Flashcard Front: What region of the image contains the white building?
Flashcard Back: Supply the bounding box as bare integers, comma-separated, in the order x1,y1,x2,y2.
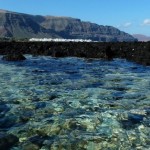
29,38,92,42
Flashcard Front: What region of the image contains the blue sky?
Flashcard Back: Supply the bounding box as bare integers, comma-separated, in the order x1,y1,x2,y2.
0,0,150,36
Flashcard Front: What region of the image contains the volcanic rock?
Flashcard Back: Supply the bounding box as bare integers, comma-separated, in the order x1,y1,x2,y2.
2,53,26,61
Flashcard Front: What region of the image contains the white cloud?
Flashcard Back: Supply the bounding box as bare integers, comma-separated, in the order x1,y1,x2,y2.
117,22,132,28
123,22,132,27
143,19,150,25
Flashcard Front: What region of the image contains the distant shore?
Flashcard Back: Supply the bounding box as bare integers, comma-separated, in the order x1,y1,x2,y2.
0,41,150,65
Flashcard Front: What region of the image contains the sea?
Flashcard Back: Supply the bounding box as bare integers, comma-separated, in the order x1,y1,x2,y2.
0,55,150,150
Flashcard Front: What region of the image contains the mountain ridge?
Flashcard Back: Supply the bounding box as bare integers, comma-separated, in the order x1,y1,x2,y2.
0,9,137,42
133,34,150,42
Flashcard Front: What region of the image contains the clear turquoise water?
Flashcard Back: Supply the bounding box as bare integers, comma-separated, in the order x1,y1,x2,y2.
0,55,150,150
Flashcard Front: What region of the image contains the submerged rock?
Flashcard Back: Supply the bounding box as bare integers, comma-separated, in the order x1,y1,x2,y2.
0,116,17,128
29,135,47,148
21,142,40,150
0,133,19,150
0,104,10,113
35,102,46,109
120,113,145,129
2,53,26,61
144,108,150,116
128,113,144,124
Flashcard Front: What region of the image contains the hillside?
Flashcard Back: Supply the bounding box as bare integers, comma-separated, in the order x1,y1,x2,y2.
0,10,59,39
0,9,137,42
133,34,150,42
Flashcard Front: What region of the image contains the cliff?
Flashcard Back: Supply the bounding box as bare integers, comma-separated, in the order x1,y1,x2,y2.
0,9,137,42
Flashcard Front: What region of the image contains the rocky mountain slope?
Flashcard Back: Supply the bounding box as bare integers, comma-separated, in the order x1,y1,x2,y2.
0,9,137,41
133,34,150,42
0,10,59,38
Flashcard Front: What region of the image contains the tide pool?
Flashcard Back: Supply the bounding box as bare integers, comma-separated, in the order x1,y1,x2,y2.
0,55,150,150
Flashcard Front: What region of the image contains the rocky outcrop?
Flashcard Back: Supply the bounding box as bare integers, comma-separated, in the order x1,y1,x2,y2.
0,9,137,42
2,53,26,61
0,41,150,65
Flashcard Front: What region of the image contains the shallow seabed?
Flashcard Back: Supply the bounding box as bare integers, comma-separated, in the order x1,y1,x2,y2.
0,55,150,150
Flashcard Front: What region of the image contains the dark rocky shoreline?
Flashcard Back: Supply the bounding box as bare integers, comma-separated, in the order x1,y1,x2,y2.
0,42,150,65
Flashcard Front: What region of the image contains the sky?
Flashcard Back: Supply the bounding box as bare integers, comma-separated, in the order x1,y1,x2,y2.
0,0,150,36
